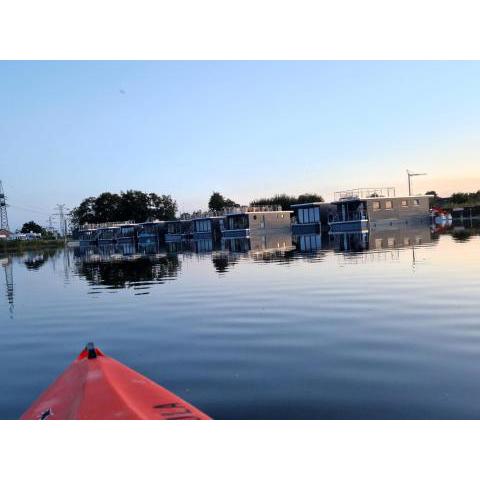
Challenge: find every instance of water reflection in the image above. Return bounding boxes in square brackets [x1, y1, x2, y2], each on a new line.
[2, 220, 479, 304]
[73, 243, 180, 293]
[1, 256, 14, 312]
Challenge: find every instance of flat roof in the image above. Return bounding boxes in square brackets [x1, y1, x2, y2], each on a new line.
[332, 194, 433, 203]
[291, 202, 330, 208]
[225, 210, 292, 216]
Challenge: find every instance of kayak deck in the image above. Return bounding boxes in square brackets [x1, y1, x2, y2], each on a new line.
[21, 344, 211, 420]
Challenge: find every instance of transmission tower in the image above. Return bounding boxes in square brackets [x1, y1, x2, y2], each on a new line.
[0, 180, 10, 232]
[54, 204, 67, 238]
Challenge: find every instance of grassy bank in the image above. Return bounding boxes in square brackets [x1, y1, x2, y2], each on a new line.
[0, 239, 66, 253]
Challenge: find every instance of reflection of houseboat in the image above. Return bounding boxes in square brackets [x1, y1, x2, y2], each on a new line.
[79, 229, 98, 247]
[222, 206, 292, 238]
[165, 220, 193, 242]
[291, 202, 336, 234]
[295, 233, 328, 252]
[330, 224, 432, 252]
[329, 188, 432, 232]
[192, 216, 223, 241]
[222, 232, 293, 254]
[192, 238, 216, 253]
[137, 221, 166, 247]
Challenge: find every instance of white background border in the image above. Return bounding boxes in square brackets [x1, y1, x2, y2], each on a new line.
[1, 0, 480, 59]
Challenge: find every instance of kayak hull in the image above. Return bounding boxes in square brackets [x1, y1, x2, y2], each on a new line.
[21, 346, 211, 420]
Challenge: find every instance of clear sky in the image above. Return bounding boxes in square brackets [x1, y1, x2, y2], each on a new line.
[1, 61, 480, 229]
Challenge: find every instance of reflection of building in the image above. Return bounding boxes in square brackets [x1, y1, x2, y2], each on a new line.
[222, 232, 293, 254]
[73, 244, 181, 292]
[291, 202, 336, 234]
[330, 223, 433, 253]
[222, 207, 292, 238]
[329, 188, 432, 232]
[294, 233, 329, 252]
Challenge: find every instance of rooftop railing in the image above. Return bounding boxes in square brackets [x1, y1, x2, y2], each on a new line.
[79, 220, 135, 231]
[334, 187, 396, 201]
[223, 205, 283, 214]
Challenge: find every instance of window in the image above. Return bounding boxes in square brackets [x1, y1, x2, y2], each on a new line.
[413, 199, 420, 206]
[372, 201, 381, 210]
[401, 200, 408, 207]
[387, 237, 395, 247]
[385, 201, 393, 209]
[197, 220, 211, 232]
[298, 209, 305, 224]
[314, 207, 320, 222]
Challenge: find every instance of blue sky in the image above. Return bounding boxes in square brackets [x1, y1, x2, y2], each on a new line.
[1, 61, 480, 229]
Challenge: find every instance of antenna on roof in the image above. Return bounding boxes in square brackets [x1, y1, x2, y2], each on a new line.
[406, 170, 427, 196]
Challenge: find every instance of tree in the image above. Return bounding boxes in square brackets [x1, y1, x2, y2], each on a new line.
[296, 193, 325, 204]
[94, 192, 122, 223]
[251, 193, 325, 210]
[20, 221, 45, 235]
[71, 190, 178, 226]
[71, 197, 96, 226]
[208, 192, 239, 211]
[148, 193, 177, 220]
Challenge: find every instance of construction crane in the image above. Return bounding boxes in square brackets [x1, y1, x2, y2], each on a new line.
[406, 170, 427, 196]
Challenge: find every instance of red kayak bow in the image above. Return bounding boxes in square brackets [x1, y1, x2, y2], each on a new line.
[21, 343, 211, 420]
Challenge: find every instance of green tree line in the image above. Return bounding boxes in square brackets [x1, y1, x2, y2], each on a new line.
[426, 190, 480, 208]
[71, 190, 177, 226]
[250, 193, 324, 211]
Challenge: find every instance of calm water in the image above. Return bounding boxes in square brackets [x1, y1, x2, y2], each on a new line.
[1, 222, 480, 419]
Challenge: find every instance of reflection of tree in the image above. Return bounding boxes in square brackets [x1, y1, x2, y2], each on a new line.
[24, 249, 60, 270]
[212, 254, 237, 274]
[76, 256, 180, 289]
[450, 230, 474, 242]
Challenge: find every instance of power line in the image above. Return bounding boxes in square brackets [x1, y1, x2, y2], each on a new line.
[9, 203, 52, 215]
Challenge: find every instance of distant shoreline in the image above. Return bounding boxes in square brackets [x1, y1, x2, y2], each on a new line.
[0, 239, 65, 253]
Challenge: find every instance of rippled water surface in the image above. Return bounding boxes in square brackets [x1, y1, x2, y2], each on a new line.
[1, 223, 480, 419]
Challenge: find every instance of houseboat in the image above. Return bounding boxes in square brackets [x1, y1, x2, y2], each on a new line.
[291, 202, 337, 234]
[97, 226, 119, 245]
[191, 215, 223, 241]
[78, 228, 98, 247]
[116, 223, 139, 244]
[165, 219, 193, 242]
[329, 188, 432, 232]
[137, 221, 166, 248]
[221, 206, 292, 238]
